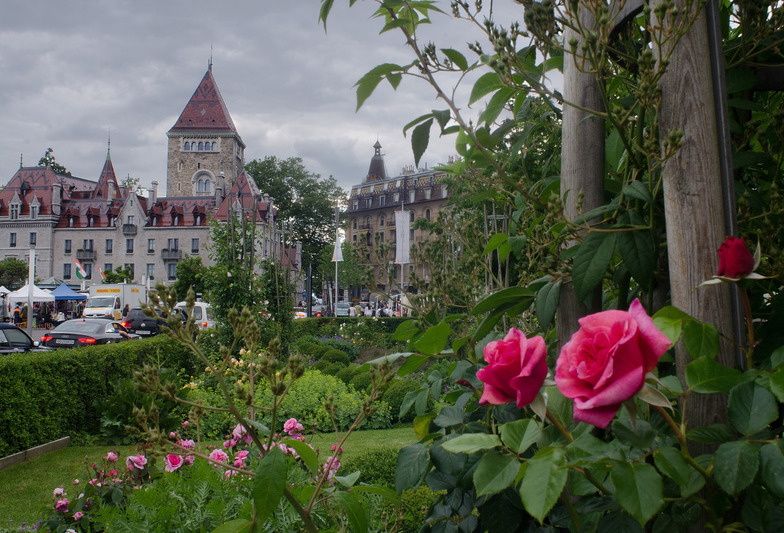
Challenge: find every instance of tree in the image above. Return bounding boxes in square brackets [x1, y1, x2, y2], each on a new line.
[121, 174, 142, 194]
[104, 265, 134, 284]
[245, 156, 346, 282]
[0, 258, 28, 289]
[173, 256, 207, 301]
[38, 148, 71, 176]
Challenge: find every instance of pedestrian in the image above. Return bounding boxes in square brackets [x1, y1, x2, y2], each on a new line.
[12, 304, 21, 325]
[122, 304, 130, 318]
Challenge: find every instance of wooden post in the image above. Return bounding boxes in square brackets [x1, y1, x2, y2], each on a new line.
[557, 5, 606, 349]
[657, 4, 735, 449]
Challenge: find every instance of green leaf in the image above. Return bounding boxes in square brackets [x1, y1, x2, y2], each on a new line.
[413, 321, 450, 355]
[397, 354, 429, 377]
[282, 439, 319, 475]
[354, 63, 404, 110]
[441, 433, 502, 454]
[473, 452, 520, 496]
[572, 231, 617, 302]
[733, 151, 772, 169]
[519, 447, 568, 523]
[610, 462, 663, 525]
[432, 109, 451, 130]
[683, 320, 720, 359]
[760, 442, 784, 499]
[508, 235, 527, 257]
[411, 118, 433, 168]
[652, 306, 690, 346]
[501, 419, 542, 455]
[395, 443, 430, 493]
[617, 212, 654, 289]
[535, 280, 561, 329]
[471, 286, 537, 315]
[769, 368, 784, 402]
[622, 181, 652, 203]
[392, 319, 420, 341]
[653, 447, 692, 486]
[686, 423, 737, 444]
[483, 233, 509, 255]
[332, 491, 368, 533]
[433, 405, 465, 427]
[212, 519, 253, 533]
[685, 357, 743, 394]
[334, 471, 361, 488]
[469, 72, 503, 105]
[352, 484, 403, 506]
[770, 346, 784, 369]
[440, 48, 469, 70]
[728, 382, 778, 436]
[253, 447, 287, 524]
[713, 441, 759, 496]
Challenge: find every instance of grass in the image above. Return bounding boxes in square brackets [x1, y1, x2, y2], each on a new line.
[0, 426, 417, 528]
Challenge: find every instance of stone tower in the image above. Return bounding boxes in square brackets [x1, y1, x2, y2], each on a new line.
[166, 62, 245, 197]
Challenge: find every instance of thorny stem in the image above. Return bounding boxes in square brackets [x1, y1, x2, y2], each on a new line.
[652, 405, 710, 481]
[740, 288, 755, 369]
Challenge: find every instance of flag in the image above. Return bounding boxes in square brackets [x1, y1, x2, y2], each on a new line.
[74, 259, 87, 280]
[395, 209, 410, 264]
[97, 264, 107, 281]
[331, 233, 343, 262]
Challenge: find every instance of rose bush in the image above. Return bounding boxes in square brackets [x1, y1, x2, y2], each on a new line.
[475, 327, 546, 408]
[717, 236, 755, 279]
[554, 298, 671, 427]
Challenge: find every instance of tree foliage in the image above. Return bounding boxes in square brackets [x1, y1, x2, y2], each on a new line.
[38, 148, 71, 176]
[0, 258, 28, 289]
[104, 265, 134, 284]
[173, 256, 207, 300]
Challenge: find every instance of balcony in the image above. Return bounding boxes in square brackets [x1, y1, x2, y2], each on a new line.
[358, 224, 372, 230]
[122, 224, 137, 236]
[161, 249, 183, 261]
[75, 249, 95, 261]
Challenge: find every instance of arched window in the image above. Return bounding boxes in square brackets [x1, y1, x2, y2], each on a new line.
[425, 208, 431, 221]
[352, 218, 357, 229]
[198, 179, 203, 192]
[204, 143, 210, 151]
[380, 214, 385, 226]
[184, 142, 190, 150]
[198, 142, 204, 150]
[173, 216, 178, 226]
[212, 142, 217, 150]
[410, 211, 415, 222]
[205, 180, 211, 192]
[195, 215, 201, 225]
[152, 217, 157, 226]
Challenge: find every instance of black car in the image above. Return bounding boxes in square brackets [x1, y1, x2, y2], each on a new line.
[0, 323, 48, 354]
[121, 307, 183, 337]
[41, 318, 139, 349]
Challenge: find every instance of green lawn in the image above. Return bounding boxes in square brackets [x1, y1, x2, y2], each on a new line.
[0, 427, 417, 528]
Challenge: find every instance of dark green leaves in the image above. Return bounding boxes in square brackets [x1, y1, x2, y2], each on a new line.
[354, 63, 407, 110]
[396, 443, 429, 493]
[610, 462, 663, 525]
[473, 452, 520, 496]
[728, 382, 778, 436]
[519, 447, 568, 523]
[253, 447, 287, 524]
[714, 441, 759, 496]
[685, 357, 744, 394]
[572, 231, 617, 302]
[332, 491, 368, 533]
[413, 321, 450, 354]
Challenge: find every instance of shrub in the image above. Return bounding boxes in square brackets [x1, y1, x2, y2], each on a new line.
[321, 362, 346, 376]
[334, 365, 357, 385]
[321, 348, 350, 366]
[350, 371, 373, 394]
[382, 378, 423, 423]
[340, 447, 399, 487]
[0, 336, 194, 456]
[257, 370, 390, 431]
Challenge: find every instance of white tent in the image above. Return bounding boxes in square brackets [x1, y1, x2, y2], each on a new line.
[0, 286, 10, 295]
[7, 284, 55, 305]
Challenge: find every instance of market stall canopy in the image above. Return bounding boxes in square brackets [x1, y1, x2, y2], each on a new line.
[0, 286, 10, 295]
[37, 276, 66, 290]
[7, 284, 55, 305]
[50, 283, 87, 301]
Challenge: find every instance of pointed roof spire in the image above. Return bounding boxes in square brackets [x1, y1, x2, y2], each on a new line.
[91, 142, 121, 199]
[106, 132, 112, 160]
[169, 66, 239, 134]
[366, 140, 387, 182]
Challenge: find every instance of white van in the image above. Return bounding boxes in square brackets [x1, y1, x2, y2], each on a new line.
[174, 301, 215, 330]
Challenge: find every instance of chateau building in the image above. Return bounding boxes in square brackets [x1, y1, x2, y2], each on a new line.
[0, 64, 300, 290]
[345, 141, 451, 300]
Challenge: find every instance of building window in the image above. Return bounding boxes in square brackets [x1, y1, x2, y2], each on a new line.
[191, 238, 199, 254]
[353, 234, 357, 242]
[10, 204, 19, 220]
[410, 229, 415, 241]
[9, 233, 16, 248]
[124, 264, 135, 279]
[126, 239, 134, 253]
[126, 215, 134, 225]
[380, 196, 386, 207]
[168, 238, 179, 251]
[31, 205, 38, 219]
[426, 208, 431, 221]
[83, 239, 94, 251]
[365, 198, 372, 208]
[442, 184, 448, 198]
[378, 232, 384, 243]
[184, 142, 190, 150]
[424, 188, 432, 200]
[380, 215, 385, 226]
[146, 263, 155, 280]
[104, 263, 112, 274]
[172, 215, 179, 226]
[394, 192, 400, 202]
[167, 263, 177, 280]
[409, 190, 416, 203]
[29, 233, 36, 246]
[212, 142, 217, 150]
[410, 211, 415, 222]
[198, 142, 203, 150]
[64, 239, 71, 254]
[63, 263, 71, 279]
[147, 239, 155, 254]
[352, 200, 358, 210]
[88, 216, 95, 227]
[352, 218, 357, 230]
[85, 263, 92, 279]
[106, 239, 113, 254]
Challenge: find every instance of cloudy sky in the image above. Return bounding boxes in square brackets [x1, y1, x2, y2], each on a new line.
[0, 1, 526, 194]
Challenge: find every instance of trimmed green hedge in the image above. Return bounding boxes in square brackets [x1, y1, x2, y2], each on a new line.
[0, 336, 195, 457]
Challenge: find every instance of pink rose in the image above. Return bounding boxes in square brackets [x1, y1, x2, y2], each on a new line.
[555, 299, 671, 428]
[73, 511, 83, 520]
[283, 418, 303, 435]
[55, 497, 70, 513]
[125, 454, 147, 470]
[106, 451, 117, 462]
[179, 439, 195, 450]
[183, 420, 190, 428]
[476, 328, 547, 408]
[53, 487, 66, 498]
[718, 236, 755, 279]
[165, 454, 184, 472]
[209, 449, 229, 465]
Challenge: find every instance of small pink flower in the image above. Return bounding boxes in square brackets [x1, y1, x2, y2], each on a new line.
[209, 449, 229, 465]
[125, 454, 147, 470]
[232, 423, 253, 444]
[331, 445, 343, 453]
[283, 418, 304, 435]
[53, 487, 66, 498]
[235, 450, 249, 461]
[184, 455, 195, 465]
[183, 420, 190, 428]
[55, 497, 70, 513]
[106, 452, 117, 462]
[73, 511, 83, 520]
[169, 431, 176, 438]
[165, 454, 184, 472]
[223, 439, 236, 449]
[180, 439, 195, 450]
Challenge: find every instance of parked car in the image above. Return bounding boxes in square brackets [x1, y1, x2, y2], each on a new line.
[293, 306, 323, 319]
[0, 323, 48, 354]
[122, 307, 185, 336]
[174, 301, 215, 329]
[335, 302, 351, 317]
[40, 318, 139, 349]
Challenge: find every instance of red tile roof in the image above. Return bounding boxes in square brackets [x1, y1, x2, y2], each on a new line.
[168, 66, 238, 134]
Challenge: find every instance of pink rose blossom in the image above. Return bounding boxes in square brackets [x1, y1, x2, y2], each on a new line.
[108, 470, 118, 477]
[184, 455, 195, 465]
[179, 439, 195, 450]
[283, 418, 303, 434]
[555, 299, 671, 428]
[73, 511, 83, 520]
[476, 328, 547, 408]
[209, 449, 229, 465]
[53, 487, 66, 498]
[106, 452, 117, 462]
[183, 420, 190, 428]
[223, 439, 237, 449]
[232, 423, 253, 444]
[165, 454, 184, 472]
[55, 497, 70, 513]
[125, 454, 147, 470]
[169, 431, 177, 438]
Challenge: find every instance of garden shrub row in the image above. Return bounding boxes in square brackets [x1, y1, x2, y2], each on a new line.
[0, 336, 195, 457]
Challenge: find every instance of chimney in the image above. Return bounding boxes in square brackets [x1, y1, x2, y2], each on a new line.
[215, 172, 225, 204]
[149, 180, 158, 205]
[107, 181, 116, 202]
[51, 181, 62, 216]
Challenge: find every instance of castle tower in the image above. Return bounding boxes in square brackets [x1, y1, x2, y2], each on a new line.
[166, 62, 245, 197]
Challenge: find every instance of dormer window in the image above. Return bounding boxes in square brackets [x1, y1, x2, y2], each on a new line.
[152, 217, 157, 226]
[10, 204, 19, 220]
[409, 190, 416, 203]
[424, 188, 432, 200]
[31, 205, 38, 219]
[172, 215, 179, 226]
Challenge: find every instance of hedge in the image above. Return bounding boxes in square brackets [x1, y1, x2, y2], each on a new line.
[0, 336, 196, 457]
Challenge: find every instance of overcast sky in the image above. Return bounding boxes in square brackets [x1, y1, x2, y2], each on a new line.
[0, 1, 527, 194]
